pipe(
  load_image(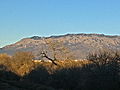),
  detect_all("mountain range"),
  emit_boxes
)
[0,33,120,59]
